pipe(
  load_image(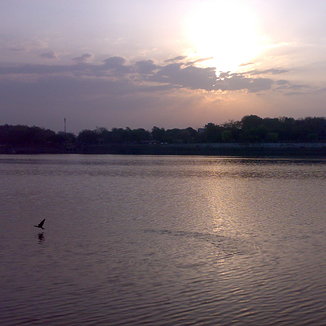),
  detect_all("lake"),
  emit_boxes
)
[0,154,325,325]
